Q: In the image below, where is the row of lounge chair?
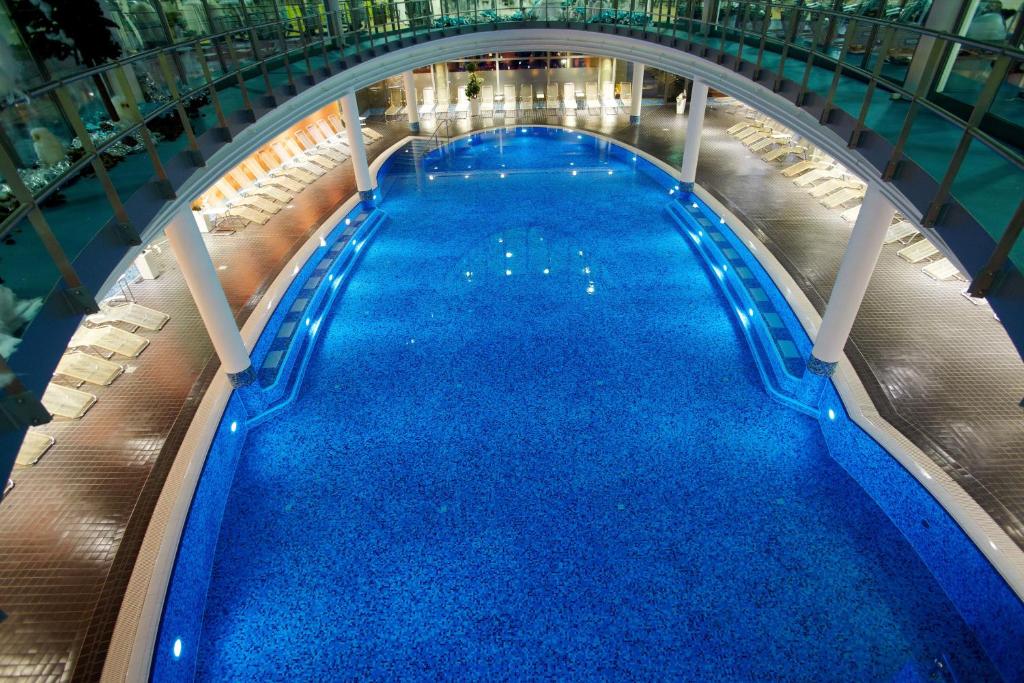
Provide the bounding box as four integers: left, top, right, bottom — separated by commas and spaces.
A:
726, 107, 964, 284
16, 300, 171, 469
203, 115, 383, 232
413, 81, 635, 119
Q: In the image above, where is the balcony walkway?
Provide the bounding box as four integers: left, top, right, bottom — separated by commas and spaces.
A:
0, 105, 1021, 680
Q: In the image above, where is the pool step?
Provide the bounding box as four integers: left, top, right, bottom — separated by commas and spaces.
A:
665, 197, 819, 416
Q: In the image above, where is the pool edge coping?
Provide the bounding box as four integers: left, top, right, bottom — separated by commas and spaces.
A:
105, 126, 1024, 682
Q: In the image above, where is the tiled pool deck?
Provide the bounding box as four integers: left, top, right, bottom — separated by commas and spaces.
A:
0, 105, 1021, 680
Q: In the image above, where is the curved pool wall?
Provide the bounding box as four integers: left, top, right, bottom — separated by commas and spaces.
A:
150, 127, 1024, 681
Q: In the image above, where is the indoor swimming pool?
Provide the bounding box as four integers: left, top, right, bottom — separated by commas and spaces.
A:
153, 129, 1023, 681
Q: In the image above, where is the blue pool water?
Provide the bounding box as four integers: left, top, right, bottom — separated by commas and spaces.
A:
156, 129, 1020, 681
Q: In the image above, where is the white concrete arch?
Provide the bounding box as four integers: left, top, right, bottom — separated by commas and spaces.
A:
106, 27, 929, 295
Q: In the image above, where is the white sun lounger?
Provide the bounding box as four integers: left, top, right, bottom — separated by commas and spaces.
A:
563, 83, 577, 113
761, 145, 804, 162
520, 83, 533, 111
739, 127, 770, 144
808, 178, 852, 198
226, 169, 290, 204
15, 430, 53, 467
454, 87, 470, 119
601, 82, 617, 113
730, 124, 761, 138
56, 352, 123, 386
317, 122, 355, 155
296, 132, 343, 165
419, 87, 435, 118
884, 221, 919, 244
923, 258, 961, 281
822, 187, 866, 208
502, 85, 517, 118
480, 85, 495, 116
91, 301, 169, 331
325, 114, 372, 147
898, 238, 940, 263
546, 83, 560, 111
619, 81, 632, 108
259, 151, 315, 184
840, 204, 861, 222
750, 134, 790, 153
794, 167, 842, 187
42, 383, 97, 419
226, 204, 271, 225
241, 160, 302, 195
726, 121, 750, 135
585, 82, 601, 114
781, 160, 823, 177
71, 325, 149, 357
281, 138, 331, 169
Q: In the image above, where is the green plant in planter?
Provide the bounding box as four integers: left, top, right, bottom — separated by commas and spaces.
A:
465, 63, 482, 100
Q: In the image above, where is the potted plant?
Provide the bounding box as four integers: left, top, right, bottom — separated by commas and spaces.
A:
464, 62, 482, 117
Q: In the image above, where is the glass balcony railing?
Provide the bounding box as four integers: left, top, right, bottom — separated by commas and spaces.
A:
0, 0, 1022, 426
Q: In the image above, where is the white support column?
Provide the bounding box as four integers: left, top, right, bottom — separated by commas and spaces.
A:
679, 79, 709, 191
340, 92, 376, 205
807, 186, 897, 377
402, 70, 420, 133
164, 206, 254, 387
629, 62, 644, 124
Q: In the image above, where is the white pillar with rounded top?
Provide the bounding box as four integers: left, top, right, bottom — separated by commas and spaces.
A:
629, 63, 644, 124
164, 206, 254, 387
807, 186, 897, 377
679, 79, 709, 191
339, 92, 376, 205
402, 70, 420, 133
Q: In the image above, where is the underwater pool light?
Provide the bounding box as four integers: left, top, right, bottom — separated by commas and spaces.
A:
607, 170, 613, 175
669, 189, 675, 195
827, 409, 836, 421
173, 638, 182, 659
543, 268, 550, 275
505, 269, 512, 276
500, 173, 506, 179
748, 308, 754, 317
319, 236, 327, 247
692, 202, 698, 209
572, 170, 577, 176
345, 218, 351, 226
506, 252, 513, 258
429, 175, 435, 180
230, 422, 237, 433
720, 217, 726, 224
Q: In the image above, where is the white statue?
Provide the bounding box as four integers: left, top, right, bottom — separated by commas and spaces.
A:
30, 127, 65, 166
